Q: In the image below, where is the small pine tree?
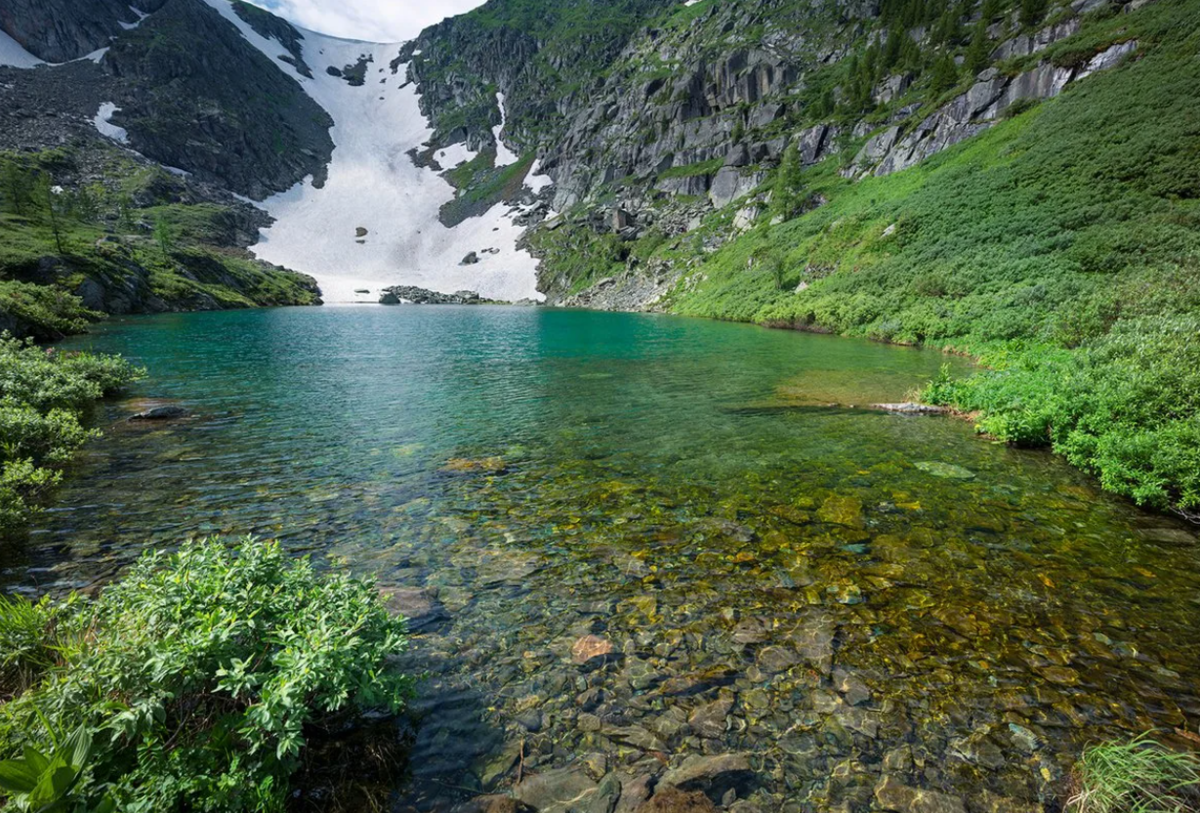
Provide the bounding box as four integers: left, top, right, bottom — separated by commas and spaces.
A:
929, 51, 959, 94
982, 0, 1004, 19
750, 246, 787, 290
1020, 0, 1048, 28
154, 215, 176, 259
882, 27, 903, 72
771, 141, 805, 223
965, 21, 991, 75
35, 172, 65, 254
1, 159, 34, 217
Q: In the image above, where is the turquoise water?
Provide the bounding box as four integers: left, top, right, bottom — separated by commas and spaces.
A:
7, 306, 1200, 812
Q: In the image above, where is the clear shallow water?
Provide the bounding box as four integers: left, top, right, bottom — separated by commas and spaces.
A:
5, 306, 1200, 812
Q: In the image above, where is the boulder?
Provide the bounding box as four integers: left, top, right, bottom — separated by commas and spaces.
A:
514, 769, 600, 813
660, 754, 754, 803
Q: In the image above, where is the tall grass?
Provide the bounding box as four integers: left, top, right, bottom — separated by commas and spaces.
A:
1069, 734, 1200, 813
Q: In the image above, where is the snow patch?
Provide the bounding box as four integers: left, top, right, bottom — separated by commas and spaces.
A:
437, 142, 477, 169
198, 2, 542, 304
526, 159, 553, 194
492, 92, 520, 167
93, 103, 129, 144
83, 47, 110, 64
119, 6, 151, 30
0, 30, 42, 68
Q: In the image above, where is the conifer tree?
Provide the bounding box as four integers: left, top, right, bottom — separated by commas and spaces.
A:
965, 21, 990, 75
1020, 0, 1048, 28
771, 140, 804, 223
929, 50, 959, 93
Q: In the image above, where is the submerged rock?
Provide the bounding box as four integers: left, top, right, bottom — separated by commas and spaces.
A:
442, 457, 508, 474
636, 788, 717, 813
913, 461, 975, 480
661, 754, 754, 803
874, 775, 966, 813
572, 634, 618, 667
128, 405, 191, 421
872, 402, 950, 415
514, 768, 599, 813
379, 586, 448, 632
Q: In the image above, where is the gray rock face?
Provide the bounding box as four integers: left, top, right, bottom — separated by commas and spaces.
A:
0, 0, 165, 62
102, 0, 334, 199
854, 40, 1137, 178
709, 167, 766, 209
0, 0, 333, 199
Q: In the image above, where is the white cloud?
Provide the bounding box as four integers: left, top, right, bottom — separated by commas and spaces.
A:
245, 0, 488, 42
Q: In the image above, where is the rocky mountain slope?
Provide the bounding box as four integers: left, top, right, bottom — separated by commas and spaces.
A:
0, 0, 335, 337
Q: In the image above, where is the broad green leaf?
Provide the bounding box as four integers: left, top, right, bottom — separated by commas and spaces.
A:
0, 759, 41, 793
62, 727, 92, 770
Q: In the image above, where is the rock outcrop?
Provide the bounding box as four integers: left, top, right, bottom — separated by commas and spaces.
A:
378, 286, 487, 305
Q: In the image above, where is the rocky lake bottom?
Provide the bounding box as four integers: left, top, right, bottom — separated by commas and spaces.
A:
4, 306, 1198, 813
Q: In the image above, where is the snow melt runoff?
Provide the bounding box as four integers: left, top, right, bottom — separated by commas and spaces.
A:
200, 0, 547, 304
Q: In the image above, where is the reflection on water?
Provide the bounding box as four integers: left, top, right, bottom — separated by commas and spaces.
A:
5, 306, 1199, 812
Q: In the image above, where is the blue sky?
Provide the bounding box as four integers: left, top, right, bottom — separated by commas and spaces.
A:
247, 0, 487, 42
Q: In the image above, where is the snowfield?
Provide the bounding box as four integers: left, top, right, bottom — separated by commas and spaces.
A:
202, 0, 545, 303
0, 30, 43, 68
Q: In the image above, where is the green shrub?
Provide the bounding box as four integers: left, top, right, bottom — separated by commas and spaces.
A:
0, 537, 414, 812
1069, 734, 1200, 813
0, 333, 141, 534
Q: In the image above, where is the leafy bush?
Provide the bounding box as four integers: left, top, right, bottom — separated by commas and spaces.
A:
0, 333, 141, 534
1068, 734, 1200, 813
0, 537, 413, 812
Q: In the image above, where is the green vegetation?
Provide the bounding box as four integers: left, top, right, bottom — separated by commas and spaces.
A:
0, 146, 320, 339
657, 157, 725, 180
0, 537, 413, 812
440, 151, 537, 227
656, 0, 1200, 514
1068, 734, 1200, 813
0, 333, 141, 534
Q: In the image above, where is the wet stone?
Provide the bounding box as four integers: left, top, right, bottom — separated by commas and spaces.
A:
516, 709, 544, 733
514, 768, 600, 813
379, 586, 448, 632
636, 787, 717, 813
818, 495, 865, 528
661, 753, 755, 803
874, 775, 967, 813
688, 694, 734, 739
789, 612, 835, 676
756, 646, 800, 674
453, 795, 535, 813
573, 635, 618, 667
832, 669, 871, 706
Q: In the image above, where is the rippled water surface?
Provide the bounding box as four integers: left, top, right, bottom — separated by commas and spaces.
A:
6, 306, 1200, 813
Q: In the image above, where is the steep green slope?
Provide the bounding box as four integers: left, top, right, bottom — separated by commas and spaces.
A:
0, 144, 321, 340
660, 0, 1200, 514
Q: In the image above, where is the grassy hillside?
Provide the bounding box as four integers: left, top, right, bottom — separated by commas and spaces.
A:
0, 145, 321, 340
659, 0, 1200, 514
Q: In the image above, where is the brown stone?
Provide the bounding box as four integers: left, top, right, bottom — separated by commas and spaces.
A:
635, 788, 717, 813
572, 634, 617, 666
